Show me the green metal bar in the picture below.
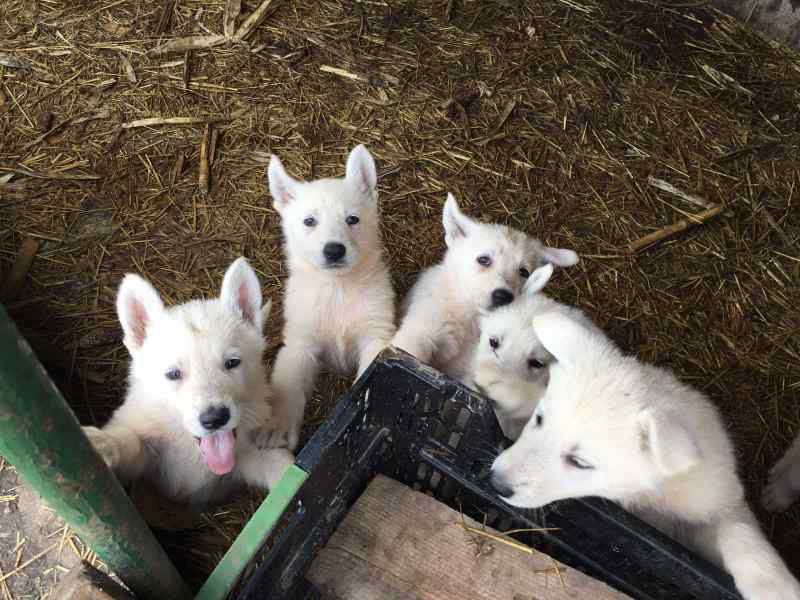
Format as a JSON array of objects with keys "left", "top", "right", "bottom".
[
  {"left": 195, "top": 464, "right": 308, "bottom": 600},
  {"left": 0, "top": 304, "right": 190, "bottom": 600}
]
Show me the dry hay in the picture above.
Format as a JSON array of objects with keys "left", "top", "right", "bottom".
[{"left": 2, "top": 0, "right": 800, "bottom": 592}]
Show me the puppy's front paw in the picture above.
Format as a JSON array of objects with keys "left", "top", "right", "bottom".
[
  {"left": 253, "top": 412, "right": 300, "bottom": 451},
  {"left": 82, "top": 426, "right": 120, "bottom": 470}
]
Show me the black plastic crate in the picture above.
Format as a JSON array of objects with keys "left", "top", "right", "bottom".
[{"left": 231, "top": 349, "right": 741, "bottom": 600}]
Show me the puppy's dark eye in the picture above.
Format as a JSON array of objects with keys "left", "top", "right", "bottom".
[
  {"left": 535, "top": 413, "right": 543, "bottom": 427},
  {"left": 565, "top": 454, "right": 594, "bottom": 470},
  {"left": 224, "top": 358, "right": 241, "bottom": 370},
  {"left": 489, "top": 336, "right": 500, "bottom": 350},
  {"left": 345, "top": 215, "right": 359, "bottom": 225},
  {"left": 303, "top": 217, "right": 316, "bottom": 227},
  {"left": 477, "top": 255, "right": 492, "bottom": 267},
  {"left": 528, "top": 358, "right": 545, "bottom": 369},
  {"left": 519, "top": 266, "right": 530, "bottom": 278},
  {"left": 165, "top": 368, "right": 182, "bottom": 381}
]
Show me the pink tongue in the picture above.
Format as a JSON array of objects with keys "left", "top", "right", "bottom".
[{"left": 199, "top": 430, "right": 236, "bottom": 475}]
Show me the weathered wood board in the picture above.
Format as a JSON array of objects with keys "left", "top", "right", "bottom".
[{"left": 307, "top": 475, "right": 631, "bottom": 600}]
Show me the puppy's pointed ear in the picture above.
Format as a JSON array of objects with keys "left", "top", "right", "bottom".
[
  {"left": 532, "top": 312, "right": 589, "bottom": 368},
  {"left": 522, "top": 264, "right": 554, "bottom": 297},
  {"left": 220, "top": 257, "right": 263, "bottom": 330},
  {"left": 117, "top": 274, "right": 165, "bottom": 354},
  {"left": 540, "top": 245, "right": 579, "bottom": 267},
  {"left": 268, "top": 155, "right": 298, "bottom": 213},
  {"left": 639, "top": 409, "right": 701, "bottom": 476},
  {"left": 442, "top": 193, "right": 475, "bottom": 246},
  {"left": 345, "top": 144, "right": 377, "bottom": 198}
]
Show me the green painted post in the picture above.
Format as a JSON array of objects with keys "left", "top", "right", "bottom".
[
  {"left": 195, "top": 464, "right": 308, "bottom": 600},
  {"left": 0, "top": 305, "right": 190, "bottom": 600}
]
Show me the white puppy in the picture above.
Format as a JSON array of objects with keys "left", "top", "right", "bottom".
[
  {"left": 763, "top": 432, "right": 800, "bottom": 512},
  {"left": 471, "top": 263, "right": 598, "bottom": 440},
  {"left": 83, "top": 258, "right": 294, "bottom": 507},
  {"left": 490, "top": 313, "right": 800, "bottom": 600},
  {"left": 264, "top": 145, "right": 396, "bottom": 450},
  {"left": 392, "top": 193, "right": 578, "bottom": 382}
]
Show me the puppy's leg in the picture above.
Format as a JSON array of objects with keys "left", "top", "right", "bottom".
[
  {"left": 82, "top": 425, "right": 147, "bottom": 485},
  {"left": 356, "top": 334, "right": 393, "bottom": 378},
  {"left": 267, "top": 343, "right": 320, "bottom": 450},
  {"left": 763, "top": 433, "right": 800, "bottom": 512},
  {"left": 238, "top": 446, "right": 295, "bottom": 491},
  {"left": 392, "top": 315, "right": 437, "bottom": 364},
  {"left": 691, "top": 506, "right": 800, "bottom": 600}
]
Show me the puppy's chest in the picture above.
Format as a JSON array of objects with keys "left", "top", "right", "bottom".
[
  {"left": 147, "top": 438, "right": 237, "bottom": 504},
  {"left": 291, "top": 281, "right": 374, "bottom": 336}
]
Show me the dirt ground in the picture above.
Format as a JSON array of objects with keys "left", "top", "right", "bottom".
[
  {"left": 1, "top": 0, "right": 800, "bottom": 595},
  {"left": 0, "top": 461, "right": 104, "bottom": 600}
]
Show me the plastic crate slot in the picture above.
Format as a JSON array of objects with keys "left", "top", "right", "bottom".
[
  {"left": 486, "top": 508, "right": 499, "bottom": 526},
  {"left": 470, "top": 461, "right": 491, "bottom": 480},
  {"left": 356, "top": 427, "right": 391, "bottom": 466},
  {"left": 432, "top": 421, "right": 451, "bottom": 446},
  {"left": 448, "top": 431, "right": 462, "bottom": 449},
  {"left": 438, "top": 477, "right": 458, "bottom": 500},
  {"left": 438, "top": 395, "right": 460, "bottom": 423},
  {"left": 455, "top": 407, "right": 470, "bottom": 429}
]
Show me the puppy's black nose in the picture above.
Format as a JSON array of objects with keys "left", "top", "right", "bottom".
[
  {"left": 323, "top": 242, "right": 347, "bottom": 262},
  {"left": 491, "top": 288, "right": 514, "bottom": 307},
  {"left": 490, "top": 472, "right": 514, "bottom": 498},
  {"left": 199, "top": 406, "right": 230, "bottom": 431}
]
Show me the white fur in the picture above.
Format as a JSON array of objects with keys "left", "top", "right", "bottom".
[
  {"left": 264, "top": 145, "right": 396, "bottom": 450},
  {"left": 470, "top": 264, "right": 598, "bottom": 440},
  {"left": 392, "top": 193, "right": 578, "bottom": 382},
  {"left": 763, "top": 432, "right": 800, "bottom": 512},
  {"left": 83, "top": 258, "right": 293, "bottom": 507},
  {"left": 491, "top": 313, "right": 800, "bottom": 600}
]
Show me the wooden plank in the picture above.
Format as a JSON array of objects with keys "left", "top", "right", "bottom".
[
  {"left": 53, "top": 561, "right": 134, "bottom": 600},
  {"left": 307, "top": 475, "right": 631, "bottom": 600}
]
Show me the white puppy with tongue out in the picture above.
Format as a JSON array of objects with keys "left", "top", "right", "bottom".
[{"left": 82, "top": 257, "right": 294, "bottom": 506}]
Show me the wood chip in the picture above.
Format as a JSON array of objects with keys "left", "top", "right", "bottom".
[
  {"left": 647, "top": 176, "right": 732, "bottom": 216},
  {"left": 120, "top": 116, "right": 222, "bottom": 129},
  {"left": 224, "top": 0, "right": 242, "bottom": 38},
  {"left": 0, "top": 53, "right": 33, "bottom": 70},
  {"left": 172, "top": 151, "right": 185, "bottom": 185},
  {"left": 118, "top": 52, "right": 137, "bottom": 83},
  {"left": 156, "top": 0, "right": 177, "bottom": 35},
  {"left": 208, "top": 126, "right": 219, "bottom": 166},
  {"left": 476, "top": 98, "right": 517, "bottom": 146},
  {"left": 183, "top": 50, "right": 191, "bottom": 89},
  {"left": 320, "top": 64, "right": 368, "bottom": 83},
  {"left": 233, "top": 0, "right": 275, "bottom": 42},
  {"left": 199, "top": 123, "right": 211, "bottom": 194},
  {"left": 149, "top": 35, "right": 226, "bottom": 56},
  {"left": 0, "top": 238, "right": 40, "bottom": 302},
  {"left": 628, "top": 205, "right": 725, "bottom": 253}
]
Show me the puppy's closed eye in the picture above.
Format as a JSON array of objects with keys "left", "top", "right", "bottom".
[{"left": 564, "top": 454, "right": 594, "bottom": 470}]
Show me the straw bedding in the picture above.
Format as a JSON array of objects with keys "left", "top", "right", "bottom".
[{"left": 1, "top": 0, "right": 799, "bottom": 591}]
